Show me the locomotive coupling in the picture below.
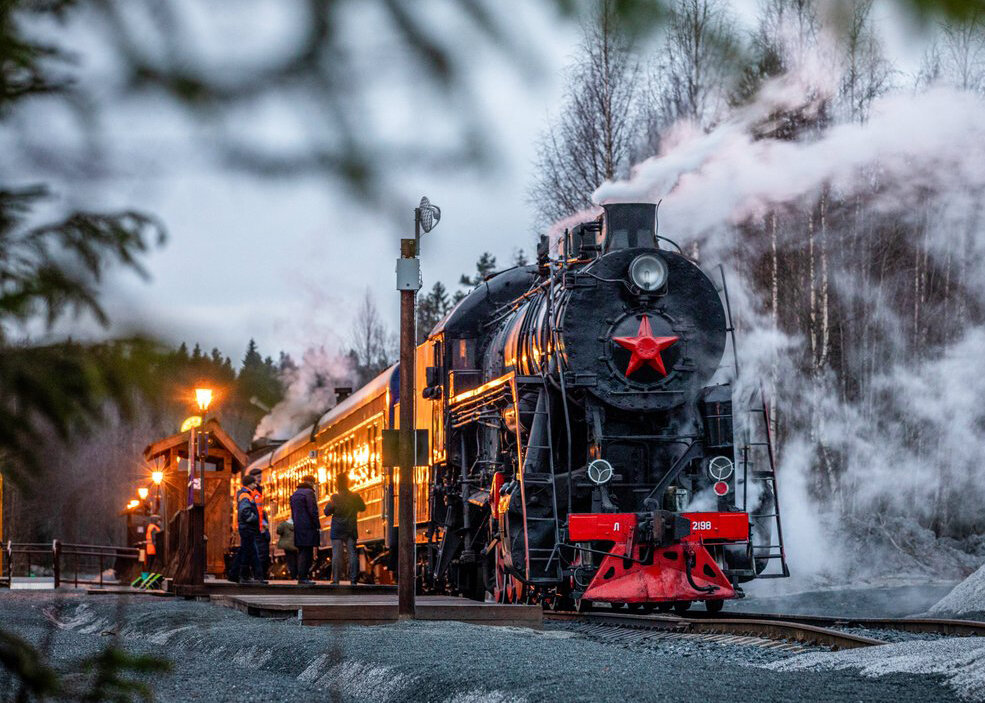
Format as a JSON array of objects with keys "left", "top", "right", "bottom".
[{"left": 648, "top": 510, "right": 692, "bottom": 547}]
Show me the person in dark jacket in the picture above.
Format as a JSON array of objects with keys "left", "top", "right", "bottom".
[
  {"left": 229, "top": 473, "right": 266, "bottom": 584},
  {"left": 248, "top": 468, "right": 271, "bottom": 581},
  {"left": 324, "top": 472, "right": 366, "bottom": 584},
  {"left": 290, "top": 475, "right": 320, "bottom": 585}
]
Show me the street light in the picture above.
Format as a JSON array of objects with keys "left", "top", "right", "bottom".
[
  {"left": 195, "top": 388, "right": 213, "bottom": 413},
  {"left": 137, "top": 486, "right": 149, "bottom": 501},
  {"left": 189, "top": 386, "right": 214, "bottom": 585},
  {"left": 151, "top": 468, "right": 166, "bottom": 564}
]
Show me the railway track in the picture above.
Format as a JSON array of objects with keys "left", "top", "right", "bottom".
[{"left": 545, "top": 609, "right": 985, "bottom": 651}]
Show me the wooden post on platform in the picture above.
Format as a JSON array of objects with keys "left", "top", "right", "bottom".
[
  {"left": 395, "top": 197, "right": 439, "bottom": 619},
  {"left": 398, "top": 233, "right": 418, "bottom": 619}
]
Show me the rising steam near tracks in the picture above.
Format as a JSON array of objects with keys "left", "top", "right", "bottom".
[{"left": 590, "top": 17, "right": 985, "bottom": 585}]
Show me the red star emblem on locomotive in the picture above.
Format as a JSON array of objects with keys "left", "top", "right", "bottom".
[{"left": 613, "top": 315, "right": 679, "bottom": 377}]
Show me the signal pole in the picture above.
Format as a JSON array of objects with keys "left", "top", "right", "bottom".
[
  {"left": 397, "top": 233, "right": 417, "bottom": 619},
  {"left": 395, "top": 197, "right": 440, "bottom": 619}
]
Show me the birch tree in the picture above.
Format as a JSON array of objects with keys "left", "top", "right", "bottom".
[
  {"left": 638, "top": 0, "right": 741, "bottom": 154},
  {"left": 529, "top": 1, "right": 640, "bottom": 225}
]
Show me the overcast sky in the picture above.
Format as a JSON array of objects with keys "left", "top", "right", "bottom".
[{"left": 6, "top": 0, "right": 929, "bottom": 367}]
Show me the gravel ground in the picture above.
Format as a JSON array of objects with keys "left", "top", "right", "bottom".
[
  {"left": 929, "top": 562, "right": 985, "bottom": 619},
  {"left": 0, "top": 591, "right": 964, "bottom": 702},
  {"left": 834, "top": 627, "right": 949, "bottom": 643},
  {"left": 770, "top": 638, "right": 985, "bottom": 701},
  {"left": 545, "top": 620, "right": 806, "bottom": 665}
]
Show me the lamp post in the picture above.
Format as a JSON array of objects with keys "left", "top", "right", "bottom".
[
  {"left": 195, "top": 388, "right": 212, "bottom": 512},
  {"left": 187, "top": 387, "right": 213, "bottom": 584},
  {"left": 395, "top": 197, "right": 440, "bottom": 619},
  {"left": 152, "top": 469, "right": 166, "bottom": 565}
]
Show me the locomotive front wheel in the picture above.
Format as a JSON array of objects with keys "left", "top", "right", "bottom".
[
  {"left": 673, "top": 601, "right": 692, "bottom": 615},
  {"left": 704, "top": 599, "right": 724, "bottom": 614},
  {"left": 625, "top": 603, "right": 642, "bottom": 613},
  {"left": 656, "top": 602, "right": 672, "bottom": 613}
]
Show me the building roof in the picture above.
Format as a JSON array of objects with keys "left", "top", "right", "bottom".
[{"left": 143, "top": 418, "right": 249, "bottom": 472}]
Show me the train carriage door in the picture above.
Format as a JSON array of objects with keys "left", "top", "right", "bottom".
[
  {"left": 431, "top": 338, "right": 446, "bottom": 464},
  {"left": 415, "top": 339, "right": 435, "bottom": 465}
]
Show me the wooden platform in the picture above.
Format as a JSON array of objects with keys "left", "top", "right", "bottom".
[
  {"left": 212, "top": 593, "right": 543, "bottom": 628},
  {"left": 85, "top": 586, "right": 171, "bottom": 596},
  {"left": 172, "top": 579, "right": 396, "bottom": 599}
]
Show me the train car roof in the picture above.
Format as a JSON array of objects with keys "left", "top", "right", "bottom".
[{"left": 245, "top": 363, "right": 397, "bottom": 473}]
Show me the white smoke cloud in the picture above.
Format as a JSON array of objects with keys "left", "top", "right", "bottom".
[
  {"left": 253, "top": 346, "right": 353, "bottom": 441},
  {"left": 596, "top": 87, "right": 985, "bottom": 258}
]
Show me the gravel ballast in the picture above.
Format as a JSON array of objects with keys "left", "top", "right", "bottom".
[
  {"left": 770, "top": 638, "right": 985, "bottom": 701},
  {"left": 0, "top": 592, "right": 962, "bottom": 702}
]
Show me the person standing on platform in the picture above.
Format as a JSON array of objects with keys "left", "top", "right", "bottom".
[
  {"left": 145, "top": 516, "right": 162, "bottom": 573},
  {"left": 229, "top": 473, "right": 267, "bottom": 584},
  {"left": 249, "top": 468, "right": 271, "bottom": 581},
  {"left": 276, "top": 518, "right": 298, "bottom": 580},
  {"left": 324, "top": 472, "right": 365, "bottom": 585},
  {"left": 290, "top": 475, "right": 320, "bottom": 585}
]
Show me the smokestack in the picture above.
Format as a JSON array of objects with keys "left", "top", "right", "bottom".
[
  {"left": 602, "top": 203, "right": 658, "bottom": 251},
  {"left": 335, "top": 387, "right": 353, "bottom": 403}
]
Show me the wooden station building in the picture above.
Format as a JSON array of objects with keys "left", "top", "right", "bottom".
[{"left": 143, "top": 419, "right": 248, "bottom": 578}]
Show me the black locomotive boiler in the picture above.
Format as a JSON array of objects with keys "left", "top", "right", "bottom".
[{"left": 245, "top": 202, "right": 788, "bottom": 612}]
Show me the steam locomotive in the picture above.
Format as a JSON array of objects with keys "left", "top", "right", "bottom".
[{"left": 244, "top": 203, "right": 788, "bottom": 611}]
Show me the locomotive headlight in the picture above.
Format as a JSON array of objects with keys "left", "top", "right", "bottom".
[{"left": 628, "top": 254, "right": 668, "bottom": 292}]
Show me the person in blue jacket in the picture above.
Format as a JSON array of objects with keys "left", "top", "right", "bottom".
[
  {"left": 229, "top": 473, "right": 266, "bottom": 584},
  {"left": 289, "top": 475, "right": 320, "bottom": 585}
]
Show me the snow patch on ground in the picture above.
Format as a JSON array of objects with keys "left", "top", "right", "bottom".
[
  {"left": 146, "top": 625, "right": 197, "bottom": 645},
  {"left": 314, "top": 661, "right": 415, "bottom": 701},
  {"left": 767, "top": 638, "right": 985, "bottom": 701},
  {"left": 298, "top": 656, "right": 415, "bottom": 701},
  {"left": 231, "top": 645, "right": 273, "bottom": 667},
  {"left": 42, "top": 603, "right": 112, "bottom": 634},
  {"left": 443, "top": 691, "right": 526, "bottom": 703},
  {"left": 927, "top": 561, "right": 985, "bottom": 617}
]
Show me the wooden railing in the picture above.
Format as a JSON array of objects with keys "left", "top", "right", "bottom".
[{"left": 3, "top": 540, "right": 140, "bottom": 588}]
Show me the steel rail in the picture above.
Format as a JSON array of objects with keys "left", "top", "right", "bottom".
[
  {"left": 684, "top": 610, "right": 985, "bottom": 637},
  {"left": 544, "top": 611, "right": 885, "bottom": 650}
]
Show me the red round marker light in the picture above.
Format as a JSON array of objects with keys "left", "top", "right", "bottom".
[{"left": 713, "top": 481, "right": 729, "bottom": 496}]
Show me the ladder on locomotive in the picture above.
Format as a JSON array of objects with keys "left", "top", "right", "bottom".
[
  {"left": 735, "top": 390, "right": 790, "bottom": 579},
  {"left": 518, "top": 379, "right": 563, "bottom": 584},
  {"left": 715, "top": 265, "right": 789, "bottom": 579}
]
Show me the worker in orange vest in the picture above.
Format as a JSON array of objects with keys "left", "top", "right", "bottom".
[
  {"left": 249, "top": 468, "right": 271, "bottom": 581},
  {"left": 228, "top": 473, "right": 266, "bottom": 584},
  {"left": 145, "top": 516, "right": 162, "bottom": 572}
]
